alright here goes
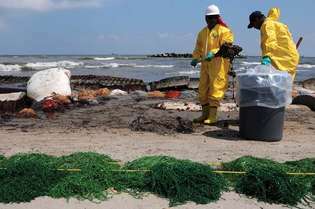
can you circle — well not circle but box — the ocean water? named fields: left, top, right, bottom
left=0, top=55, right=314, bottom=82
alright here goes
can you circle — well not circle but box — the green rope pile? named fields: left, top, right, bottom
left=0, top=155, right=5, bottom=162
left=0, top=153, right=314, bottom=207
left=222, top=156, right=315, bottom=205
left=125, top=156, right=227, bottom=206
left=284, top=158, right=315, bottom=197
left=235, top=165, right=310, bottom=205
left=0, top=154, right=63, bottom=203
left=49, top=152, right=122, bottom=201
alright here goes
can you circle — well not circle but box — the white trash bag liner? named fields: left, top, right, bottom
left=236, top=65, right=292, bottom=108
left=27, top=68, right=71, bottom=102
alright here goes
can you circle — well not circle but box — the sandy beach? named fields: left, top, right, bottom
left=0, top=94, right=314, bottom=209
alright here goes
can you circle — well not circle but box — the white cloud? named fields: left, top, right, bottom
left=0, top=0, right=104, bottom=11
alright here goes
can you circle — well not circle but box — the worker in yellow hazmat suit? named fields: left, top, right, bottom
left=248, top=8, right=300, bottom=79
left=191, top=5, right=234, bottom=124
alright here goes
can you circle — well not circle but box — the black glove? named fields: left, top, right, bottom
left=228, top=71, right=236, bottom=78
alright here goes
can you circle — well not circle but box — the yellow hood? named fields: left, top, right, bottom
left=267, top=8, right=280, bottom=21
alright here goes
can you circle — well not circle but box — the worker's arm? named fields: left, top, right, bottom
left=192, top=31, right=204, bottom=60
left=220, top=28, right=234, bottom=47
left=204, top=28, right=234, bottom=62
left=261, top=22, right=278, bottom=58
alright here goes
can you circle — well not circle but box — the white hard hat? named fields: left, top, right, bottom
left=205, top=4, right=220, bottom=16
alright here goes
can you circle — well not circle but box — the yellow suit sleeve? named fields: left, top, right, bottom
left=210, top=28, right=234, bottom=55
left=192, top=32, right=203, bottom=60
left=261, top=22, right=278, bottom=58
left=221, top=29, right=234, bottom=45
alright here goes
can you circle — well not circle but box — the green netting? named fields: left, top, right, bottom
left=126, top=156, right=227, bottom=206
left=125, top=156, right=178, bottom=170
left=235, top=164, right=311, bottom=206
left=222, top=156, right=315, bottom=204
left=0, top=154, right=63, bottom=203
left=48, top=152, right=122, bottom=201
left=0, top=155, right=5, bottom=161
left=285, top=158, right=315, bottom=196
left=284, top=158, right=315, bottom=172
left=0, top=153, right=314, bottom=206
left=222, top=156, right=289, bottom=172
left=122, top=156, right=179, bottom=190
left=0, top=155, right=5, bottom=167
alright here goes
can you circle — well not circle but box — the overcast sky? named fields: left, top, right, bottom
left=0, top=0, right=314, bottom=56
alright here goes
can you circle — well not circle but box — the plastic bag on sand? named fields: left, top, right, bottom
left=27, top=68, right=71, bottom=102
left=236, top=65, right=292, bottom=108
left=109, top=89, right=128, bottom=96
left=157, top=102, right=201, bottom=112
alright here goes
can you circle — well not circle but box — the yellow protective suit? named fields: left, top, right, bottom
left=261, top=8, right=300, bottom=79
left=193, top=24, right=234, bottom=107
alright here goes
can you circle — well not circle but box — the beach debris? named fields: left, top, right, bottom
left=219, top=103, right=238, bottom=112
left=76, top=88, right=112, bottom=104
left=291, top=86, right=315, bottom=111
left=71, top=75, right=146, bottom=91
left=303, top=78, right=315, bottom=91
left=129, top=90, right=148, bottom=101
left=95, top=88, right=111, bottom=97
left=0, top=92, right=28, bottom=113
left=188, top=78, right=200, bottom=89
left=292, top=94, right=315, bottom=111
left=52, top=94, right=71, bottom=106
left=165, top=90, right=181, bottom=99
left=0, top=76, right=29, bottom=85
left=130, top=90, right=148, bottom=97
left=129, top=116, right=193, bottom=134
left=156, top=102, right=238, bottom=112
left=77, top=89, right=97, bottom=103
left=157, top=102, right=201, bottom=112
left=109, top=89, right=128, bottom=96
left=0, top=75, right=146, bottom=91
left=27, top=68, right=72, bottom=102
left=293, top=86, right=315, bottom=97
left=0, top=85, right=26, bottom=94
left=41, top=98, right=59, bottom=112
left=149, top=76, right=190, bottom=91
left=16, top=108, right=37, bottom=119
left=0, top=92, right=26, bottom=102
left=148, top=91, right=165, bottom=98
left=287, top=104, right=311, bottom=111
left=179, top=90, right=198, bottom=99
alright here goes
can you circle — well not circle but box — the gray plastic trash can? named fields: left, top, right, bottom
left=239, top=106, right=285, bottom=141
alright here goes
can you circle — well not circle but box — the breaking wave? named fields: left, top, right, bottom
left=93, top=57, right=116, bottom=61
left=177, top=70, right=199, bottom=75
left=0, top=64, right=22, bottom=72
left=24, top=61, right=84, bottom=70
left=85, top=63, right=174, bottom=69
left=298, top=64, right=315, bottom=69
left=135, top=64, right=174, bottom=68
